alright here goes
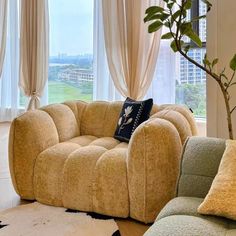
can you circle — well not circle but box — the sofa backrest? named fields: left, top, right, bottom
left=64, top=100, right=159, bottom=138
left=80, top=101, right=123, bottom=137
left=177, top=136, right=226, bottom=198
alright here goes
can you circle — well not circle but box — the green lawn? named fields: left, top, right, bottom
left=48, top=80, right=93, bottom=104
left=19, top=80, right=93, bottom=107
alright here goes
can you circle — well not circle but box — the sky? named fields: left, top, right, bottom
left=49, top=0, right=94, bottom=56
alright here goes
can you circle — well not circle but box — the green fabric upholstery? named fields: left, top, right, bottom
left=156, top=197, right=204, bottom=220
left=145, top=215, right=227, bottom=236
left=178, top=137, right=226, bottom=198
left=144, top=137, right=236, bottom=236
left=157, top=197, right=236, bottom=226
left=145, top=197, right=236, bottom=236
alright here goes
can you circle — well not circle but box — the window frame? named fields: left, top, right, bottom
left=176, top=0, right=207, bottom=119
left=186, top=0, right=206, bottom=48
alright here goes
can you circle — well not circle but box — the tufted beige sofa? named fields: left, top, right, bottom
left=9, top=100, right=197, bottom=223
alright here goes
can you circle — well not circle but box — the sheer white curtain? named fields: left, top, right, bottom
left=93, top=0, right=122, bottom=101
left=19, top=0, right=49, bottom=110
left=0, top=0, right=8, bottom=77
left=146, top=40, right=176, bottom=104
left=0, top=0, right=20, bottom=121
left=102, top=0, right=163, bottom=100
left=93, top=0, right=176, bottom=104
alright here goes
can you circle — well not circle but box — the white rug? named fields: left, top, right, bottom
left=0, top=202, right=120, bottom=236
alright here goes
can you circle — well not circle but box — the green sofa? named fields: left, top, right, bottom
left=145, top=136, right=236, bottom=236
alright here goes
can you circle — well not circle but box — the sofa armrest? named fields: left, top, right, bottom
left=9, top=110, right=59, bottom=199
left=157, top=104, right=198, bottom=136
left=127, top=118, right=182, bottom=223
left=151, top=109, right=192, bottom=145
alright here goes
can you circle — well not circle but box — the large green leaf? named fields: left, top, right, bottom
left=203, top=54, right=211, bottom=67
left=161, top=32, right=173, bottom=39
left=186, top=29, right=202, bottom=47
left=160, top=13, right=170, bottom=21
left=167, top=2, right=175, bottom=9
left=180, top=22, right=192, bottom=35
left=182, top=9, right=187, bottom=18
left=144, top=13, right=162, bottom=23
left=212, top=58, right=219, bottom=67
left=171, top=40, right=178, bottom=52
left=145, top=6, right=164, bottom=15
left=230, top=54, right=236, bottom=71
left=184, top=45, right=191, bottom=54
left=164, top=21, right=171, bottom=28
left=171, top=10, right=181, bottom=23
left=191, top=15, right=206, bottom=22
left=185, top=0, right=192, bottom=9
left=179, top=40, right=185, bottom=49
left=180, top=22, right=203, bottom=48
left=148, top=20, right=163, bottom=33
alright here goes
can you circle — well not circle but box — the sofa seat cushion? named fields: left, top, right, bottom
left=157, top=197, right=204, bottom=220
left=67, top=136, right=125, bottom=149
left=89, top=137, right=120, bottom=149
left=34, top=136, right=129, bottom=218
left=144, top=197, right=236, bottom=236
left=67, top=135, right=97, bottom=146
left=145, top=215, right=227, bottom=236
left=34, top=142, right=81, bottom=206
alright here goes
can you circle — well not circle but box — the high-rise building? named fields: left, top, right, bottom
left=179, top=2, right=207, bottom=85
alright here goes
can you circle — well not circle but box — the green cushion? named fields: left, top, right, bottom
left=157, top=197, right=229, bottom=226
left=145, top=137, right=236, bottom=236
left=144, top=215, right=227, bottom=236
left=157, top=197, right=205, bottom=220
left=145, top=197, right=236, bottom=236
left=177, top=137, right=225, bottom=198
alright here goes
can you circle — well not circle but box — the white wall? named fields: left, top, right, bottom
left=207, top=0, right=236, bottom=139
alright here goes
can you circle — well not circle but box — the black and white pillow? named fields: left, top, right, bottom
left=114, top=97, right=153, bottom=142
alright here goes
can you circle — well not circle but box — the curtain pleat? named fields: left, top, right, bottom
left=0, top=0, right=21, bottom=122
left=0, top=0, right=8, bottom=78
left=102, top=0, right=163, bottom=100
left=19, top=0, right=49, bottom=110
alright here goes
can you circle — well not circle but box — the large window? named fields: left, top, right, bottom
left=48, top=0, right=94, bottom=104
left=21, top=0, right=206, bottom=117
left=175, top=0, right=207, bottom=118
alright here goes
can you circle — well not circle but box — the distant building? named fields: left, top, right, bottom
left=178, top=2, right=207, bottom=85
left=58, top=53, right=68, bottom=59
left=58, top=68, right=93, bottom=82
left=179, top=48, right=206, bottom=85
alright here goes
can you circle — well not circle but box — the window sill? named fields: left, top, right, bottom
left=195, top=118, right=206, bottom=136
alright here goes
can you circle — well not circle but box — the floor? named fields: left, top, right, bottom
left=0, top=122, right=149, bottom=236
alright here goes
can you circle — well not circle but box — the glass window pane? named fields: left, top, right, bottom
left=175, top=0, right=207, bottom=118
left=176, top=48, right=206, bottom=118
left=199, top=1, right=207, bottom=42
left=48, top=0, right=94, bottom=104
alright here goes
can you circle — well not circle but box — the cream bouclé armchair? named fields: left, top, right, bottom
left=9, top=100, right=197, bottom=223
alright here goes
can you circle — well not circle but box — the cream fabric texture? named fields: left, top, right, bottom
left=198, top=140, right=236, bottom=220
left=9, top=101, right=197, bottom=223
left=19, top=0, right=49, bottom=110
left=0, top=0, right=7, bottom=77
left=102, top=0, right=163, bottom=100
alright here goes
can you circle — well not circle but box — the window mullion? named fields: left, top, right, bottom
left=191, top=0, right=200, bottom=36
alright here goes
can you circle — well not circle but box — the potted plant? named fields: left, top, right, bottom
left=144, top=0, right=236, bottom=139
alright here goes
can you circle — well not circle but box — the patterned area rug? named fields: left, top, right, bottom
left=0, top=202, right=120, bottom=236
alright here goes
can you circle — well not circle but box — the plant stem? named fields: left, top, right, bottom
left=176, top=41, right=234, bottom=139
left=173, top=1, right=234, bottom=139
left=218, top=82, right=234, bottom=139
